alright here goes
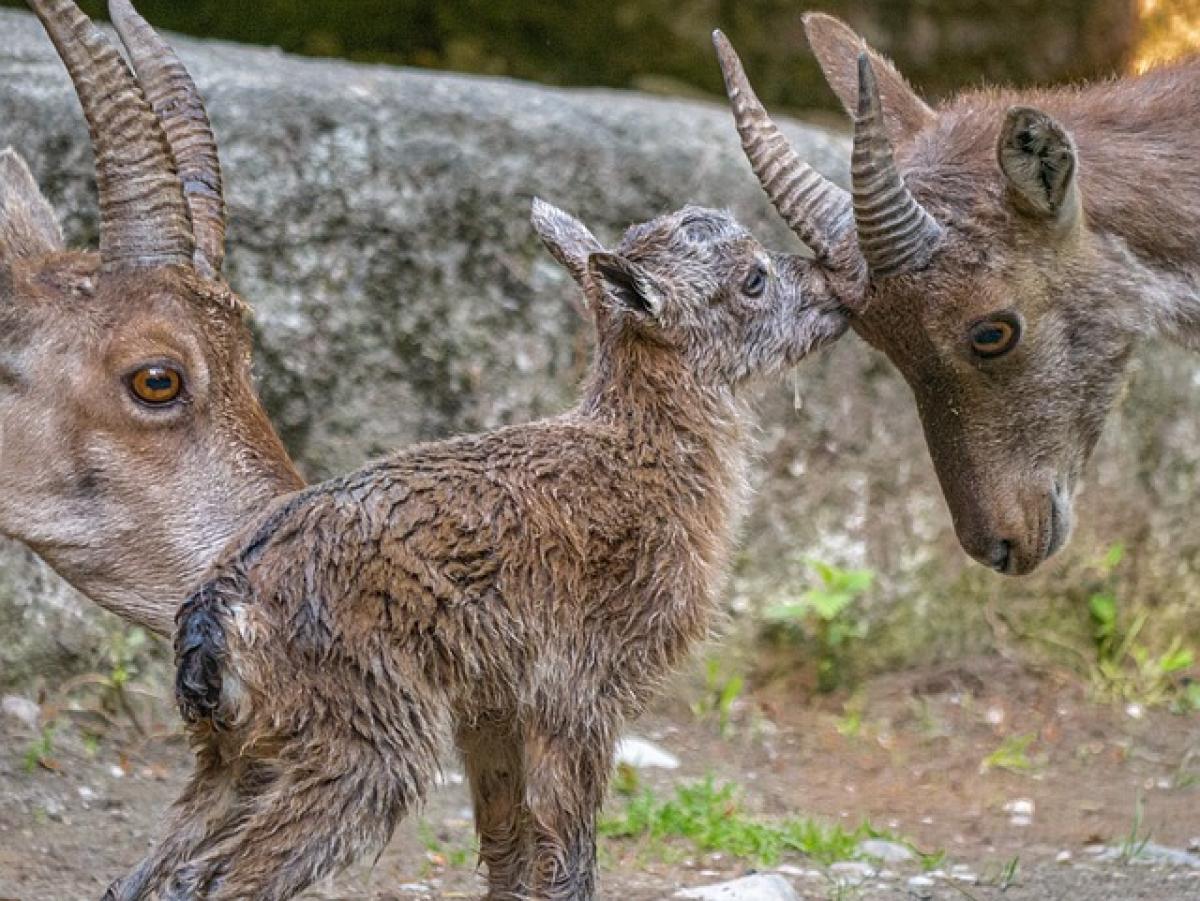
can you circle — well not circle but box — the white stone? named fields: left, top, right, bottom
left=1003, top=798, right=1034, bottom=816
left=616, top=736, right=680, bottom=770
left=907, top=874, right=935, bottom=898
left=857, top=838, right=916, bottom=863
left=1, top=695, right=40, bottom=729
left=675, top=874, right=799, bottom=901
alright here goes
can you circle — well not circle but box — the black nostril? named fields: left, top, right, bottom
left=991, top=540, right=1012, bottom=574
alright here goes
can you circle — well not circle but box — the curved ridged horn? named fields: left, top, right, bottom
left=713, top=30, right=854, bottom=265
left=28, top=0, right=193, bottom=272
left=851, top=53, right=942, bottom=277
left=109, top=0, right=226, bottom=276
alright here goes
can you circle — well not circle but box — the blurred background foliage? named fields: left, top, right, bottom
left=5, top=1, right=1182, bottom=113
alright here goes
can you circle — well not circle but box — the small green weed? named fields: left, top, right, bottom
left=765, top=560, right=874, bottom=692
left=600, top=778, right=925, bottom=867
left=977, top=854, right=1020, bottom=889
left=690, top=658, right=745, bottom=737
left=416, top=820, right=477, bottom=870
left=981, top=733, right=1038, bottom=774
left=1118, top=794, right=1152, bottom=865
left=1086, top=549, right=1196, bottom=709
left=23, top=723, right=56, bottom=773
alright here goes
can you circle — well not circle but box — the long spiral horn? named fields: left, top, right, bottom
left=851, top=53, right=942, bottom=277
left=108, top=0, right=226, bottom=276
left=27, top=0, right=193, bottom=272
left=713, top=30, right=856, bottom=267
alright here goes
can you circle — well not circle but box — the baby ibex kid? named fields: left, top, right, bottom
left=107, top=201, right=848, bottom=901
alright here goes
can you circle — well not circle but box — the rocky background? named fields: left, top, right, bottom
left=1, top=0, right=1141, bottom=112
left=0, top=5, right=1195, bottom=691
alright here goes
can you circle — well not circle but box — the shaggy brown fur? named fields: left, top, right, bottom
left=2, top=1, right=303, bottom=636
left=103, top=201, right=847, bottom=901
left=724, top=13, right=1200, bottom=575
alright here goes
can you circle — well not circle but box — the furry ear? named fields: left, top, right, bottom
left=0, top=149, right=64, bottom=265
left=586, top=252, right=665, bottom=320
left=530, top=197, right=604, bottom=288
left=997, top=107, right=1079, bottom=220
left=802, top=12, right=934, bottom=143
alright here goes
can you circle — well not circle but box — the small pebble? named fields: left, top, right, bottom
left=615, top=736, right=680, bottom=770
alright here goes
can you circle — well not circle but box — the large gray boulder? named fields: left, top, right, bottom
left=0, top=9, right=1195, bottom=688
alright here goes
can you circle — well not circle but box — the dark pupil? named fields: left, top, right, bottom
left=146, top=373, right=173, bottom=391
left=976, top=326, right=1006, bottom=346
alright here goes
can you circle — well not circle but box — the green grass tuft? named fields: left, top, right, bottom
left=600, top=778, right=926, bottom=867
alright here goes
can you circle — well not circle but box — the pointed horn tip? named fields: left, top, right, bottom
left=712, top=33, right=752, bottom=102
left=855, top=52, right=881, bottom=115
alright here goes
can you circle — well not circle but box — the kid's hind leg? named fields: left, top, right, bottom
left=165, top=728, right=437, bottom=901
left=523, top=722, right=616, bottom=901
left=102, top=741, right=242, bottom=901
left=457, top=720, right=529, bottom=899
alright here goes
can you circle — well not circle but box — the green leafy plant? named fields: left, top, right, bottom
left=600, top=778, right=928, bottom=867
left=49, top=626, right=158, bottom=737
left=765, top=561, right=874, bottom=691
left=1084, top=545, right=1197, bottom=709
left=690, top=659, right=745, bottom=737
left=981, top=733, right=1038, bottom=774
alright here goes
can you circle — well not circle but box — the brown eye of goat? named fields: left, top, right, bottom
left=128, top=365, right=184, bottom=406
left=968, top=313, right=1022, bottom=359
left=742, top=264, right=768, bottom=298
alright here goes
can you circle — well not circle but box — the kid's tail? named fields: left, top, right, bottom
left=174, top=581, right=233, bottom=726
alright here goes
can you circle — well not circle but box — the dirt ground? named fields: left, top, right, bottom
left=2, top=656, right=1198, bottom=900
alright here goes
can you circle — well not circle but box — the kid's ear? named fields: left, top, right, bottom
left=0, top=148, right=64, bottom=265
left=586, top=251, right=665, bottom=320
left=530, top=197, right=605, bottom=287
left=997, top=107, right=1080, bottom=222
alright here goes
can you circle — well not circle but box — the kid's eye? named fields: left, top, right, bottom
left=742, top=264, right=768, bottom=298
left=968, top=312, right=1022, bottom=359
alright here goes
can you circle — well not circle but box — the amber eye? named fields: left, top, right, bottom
left=969, top=313, right=1022, bottom=359
left=742, top=264, right=768, bottom=298
left=128, top=365, right=184, bottom=406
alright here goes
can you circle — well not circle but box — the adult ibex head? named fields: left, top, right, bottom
left=0, top=0, right=302, bottom=634
left=716, top=18, right=1200, bottom=575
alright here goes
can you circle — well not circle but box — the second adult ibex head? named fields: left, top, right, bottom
left=716, top=18, right=1200, bottom=575
left=0, top=0, right=302, bottom=634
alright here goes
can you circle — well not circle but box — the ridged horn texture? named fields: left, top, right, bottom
left=109, top=0, right=225, bottom=275
left=713, top=30, right=854, bottom=265
left=851, top=53, right=942, bottom=278
left=27, top=0, right=193, bottom=272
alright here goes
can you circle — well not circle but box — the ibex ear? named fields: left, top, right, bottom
left=530, top=197, right=604, bottom=287
left=803, top=13, right=934, bottom=143
left=998, top=107, right=1079, bottom=221
left=586, top=252, right=665, bottom=320
left=0, top=149, right=64, bottom=264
